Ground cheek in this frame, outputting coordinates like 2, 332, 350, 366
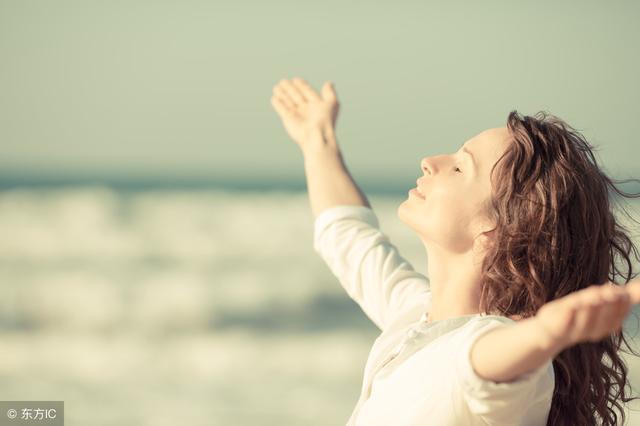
410, 189, 477, 251
425, 192, 471, 230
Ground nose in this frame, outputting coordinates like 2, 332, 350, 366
421, 157, 434, 175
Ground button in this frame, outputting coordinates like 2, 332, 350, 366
407, 328, 419, 339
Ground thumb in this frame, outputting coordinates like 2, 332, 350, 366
322, 81, 337, 102
626, 279, 640, 305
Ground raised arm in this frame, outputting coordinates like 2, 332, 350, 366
270, 78, 430, 331
270, 77, 370, 217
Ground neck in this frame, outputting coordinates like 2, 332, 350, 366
422, 242, 484, 323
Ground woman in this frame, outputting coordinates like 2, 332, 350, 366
270, 77, 640, 425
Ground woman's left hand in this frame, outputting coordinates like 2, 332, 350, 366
533, 279, 640, 352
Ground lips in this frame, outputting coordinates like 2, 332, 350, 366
415, 178, 427, 198
411, 188, 426, 199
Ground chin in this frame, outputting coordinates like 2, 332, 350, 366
397, 204, 419, 231
396, 201, 409, 223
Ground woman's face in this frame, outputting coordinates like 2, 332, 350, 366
398, 127, 512, 254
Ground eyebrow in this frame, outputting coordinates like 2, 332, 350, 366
461, 145, 477, 173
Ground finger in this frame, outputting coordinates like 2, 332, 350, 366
612, 291, 632, 334
270, 95, 294, 118
596, 284, 628, 338
281, 79, 306, 105
573, 289, 605, 342
273, 84, 297, 109
292, 78, 321, 102
604, 282, 635, 326
322, 81, 338, 102
625, 279, 640, 305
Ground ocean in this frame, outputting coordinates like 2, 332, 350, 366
0, 186, 639, 425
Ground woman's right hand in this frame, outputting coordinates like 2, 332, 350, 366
270, 77, 340, 150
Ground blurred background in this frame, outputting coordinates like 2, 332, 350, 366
0, 1, 639, 425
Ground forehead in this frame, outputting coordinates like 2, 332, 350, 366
465, 127, 512, 167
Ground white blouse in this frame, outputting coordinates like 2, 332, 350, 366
313, 204, 555, 426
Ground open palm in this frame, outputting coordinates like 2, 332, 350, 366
270, 77, 340, 148
534, 279, 640, 351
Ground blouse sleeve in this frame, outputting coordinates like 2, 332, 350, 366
313, 204, 431, 332
456, 316, 555, 425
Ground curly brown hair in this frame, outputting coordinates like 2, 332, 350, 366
478, 110, 640, 425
